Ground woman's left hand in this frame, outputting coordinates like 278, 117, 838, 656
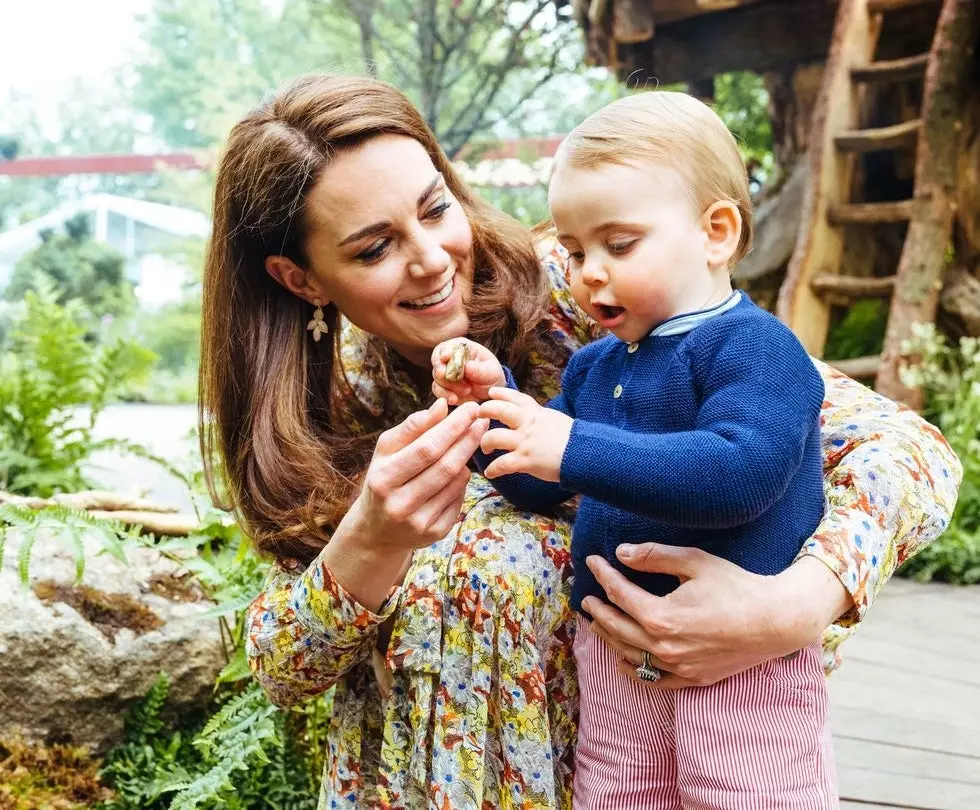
582, 544, 852, 689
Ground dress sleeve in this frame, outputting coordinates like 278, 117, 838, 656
799, 360, 962, 625
245, 551, 400, 708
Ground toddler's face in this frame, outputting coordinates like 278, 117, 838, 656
549, 160, 728, 343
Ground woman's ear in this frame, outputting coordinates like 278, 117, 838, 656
701, 201, 742, 271
265, 255, 330, 306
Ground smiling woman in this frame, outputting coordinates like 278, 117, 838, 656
200, 73, 961, 810
265, 137, 477, 367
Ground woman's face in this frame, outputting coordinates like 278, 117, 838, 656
300, 135, 475, 367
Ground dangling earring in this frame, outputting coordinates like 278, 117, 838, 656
307, 298, 329, 342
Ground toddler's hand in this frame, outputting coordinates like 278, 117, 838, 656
479, 387, 573, 482
431, 338, 506, 405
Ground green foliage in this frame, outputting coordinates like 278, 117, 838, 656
713, 72, 774, 174
823, 299, 889, 361
0, 502, 145, 587
898, 325, 980, 584
0, 284, 154, 496
5, 214, 136, 322
96, 510, 331, 810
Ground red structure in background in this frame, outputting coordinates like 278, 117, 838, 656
0, 153, 212, 177
0, 138, 564, 178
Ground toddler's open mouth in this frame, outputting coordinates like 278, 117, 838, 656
595, 304, 625, 321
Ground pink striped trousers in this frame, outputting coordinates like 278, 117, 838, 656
573, 617, 838, 809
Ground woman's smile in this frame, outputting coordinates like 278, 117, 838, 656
400, 270, 457, 312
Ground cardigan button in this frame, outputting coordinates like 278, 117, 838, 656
613, 384, 623, 398
627, 342, 639, 353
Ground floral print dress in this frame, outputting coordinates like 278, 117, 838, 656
246, 240, 962, 810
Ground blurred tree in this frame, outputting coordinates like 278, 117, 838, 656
133, 0, 579, 157
4, 213, 136, 322
320, 0, 580, 156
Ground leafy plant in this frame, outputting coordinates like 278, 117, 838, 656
96, 513, 332, 810
823, 299, 888, 361
898, 324, 980, 584
0, 283, 154, 496
0, 501, 144, 585
5, 213, 136, 323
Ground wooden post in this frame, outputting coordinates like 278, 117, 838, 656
875, 0, 979, 404
612, 0, 655, 43
777, 0, 882, 355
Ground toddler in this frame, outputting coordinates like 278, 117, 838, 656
433, 91, 837, 809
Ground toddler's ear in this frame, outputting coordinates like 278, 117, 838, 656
701, 201, 742, 271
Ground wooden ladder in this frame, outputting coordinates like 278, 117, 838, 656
777, 0, 977, 405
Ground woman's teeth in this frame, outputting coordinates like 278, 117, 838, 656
404, 278, 453, 309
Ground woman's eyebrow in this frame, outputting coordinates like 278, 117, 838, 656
337, 175, 443, 247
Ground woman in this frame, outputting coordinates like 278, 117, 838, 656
201, 74, 960, 810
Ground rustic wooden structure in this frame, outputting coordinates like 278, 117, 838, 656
563, 0, 980, 406
779, 0, 976, 405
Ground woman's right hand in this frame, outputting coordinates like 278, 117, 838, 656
323, 398, 488, 610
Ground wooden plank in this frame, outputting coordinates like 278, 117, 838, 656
841, 638, 980, 686
613, 0, 655, 42
837, 765, 980, 810
829, 355, 882, 378
811, 274, 896, 298
832, 705, 980, 758
835, 118, 921, 152
777, 0, 882, 355
829, 199, 919, 223
852, 53, 930, 82
875, 0, 978, 404
863, 615, 980, 660
835, 737, 980, 786
840, 802, 908, 810
830, 662, 980, 729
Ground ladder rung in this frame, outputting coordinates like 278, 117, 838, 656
867, 0, 938, 13
829, 355, 882, 379
828, 200, 918, 224
851, 53, 929, 83
811, 274, 896, 298
835, 119, 920, 153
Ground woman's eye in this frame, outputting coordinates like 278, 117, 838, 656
424, 200, 451, 220
608, 240, 636, 256
357, 238, 391, 262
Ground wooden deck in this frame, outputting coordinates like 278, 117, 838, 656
831, 579, 980, 809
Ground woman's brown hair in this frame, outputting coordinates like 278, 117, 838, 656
200, 73, 551, 562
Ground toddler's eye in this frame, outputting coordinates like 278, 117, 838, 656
569, 251, 585, 262
608, 240, 636, 256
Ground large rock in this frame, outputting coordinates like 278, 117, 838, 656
0, 529, 225, 753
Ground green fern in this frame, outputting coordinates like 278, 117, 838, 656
0, 282, 154, 497
0, 502, 141, 585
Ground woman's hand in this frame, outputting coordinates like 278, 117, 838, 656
323, 398, 488, 611
582, 544, 852, 689
431, 338, 506, 405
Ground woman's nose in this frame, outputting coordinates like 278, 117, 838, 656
407, 232, 451, 279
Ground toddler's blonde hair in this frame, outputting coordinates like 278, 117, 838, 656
556, 91, 753, 265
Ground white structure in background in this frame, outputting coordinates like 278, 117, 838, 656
454, 157, 554, 188
0, 193, 210, 307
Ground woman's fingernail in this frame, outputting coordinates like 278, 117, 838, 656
585, 555, 599, 572
617, 544, 636, 558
